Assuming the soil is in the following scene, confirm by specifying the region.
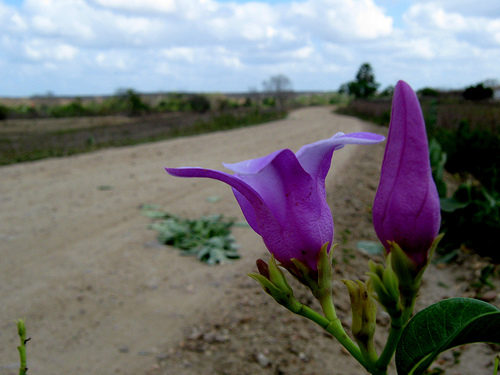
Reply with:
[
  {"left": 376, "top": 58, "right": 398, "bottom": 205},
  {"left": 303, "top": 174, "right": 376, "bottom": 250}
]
[{"left": 0, "top": 107, "right": 498, "bottom": 375}]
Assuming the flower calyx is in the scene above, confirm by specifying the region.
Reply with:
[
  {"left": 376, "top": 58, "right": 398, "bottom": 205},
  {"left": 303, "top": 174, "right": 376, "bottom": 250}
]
[
  {"left": 248, "top": 255, "right": 302, "bottom": 314},
  {"left": 389, "top": 234, "right": 443, "bottom": 310},
  {"left": 367, "top": 255, "right": 402, "bottom": 319},
  {"left": 342, "top": 279, "right": 378, "bottom": 356}
]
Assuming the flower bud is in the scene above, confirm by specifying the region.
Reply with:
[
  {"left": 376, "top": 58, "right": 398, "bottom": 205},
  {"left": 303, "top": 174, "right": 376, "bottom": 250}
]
[{"left": 372, "top": 80, "right": 441, "bottom": 272}]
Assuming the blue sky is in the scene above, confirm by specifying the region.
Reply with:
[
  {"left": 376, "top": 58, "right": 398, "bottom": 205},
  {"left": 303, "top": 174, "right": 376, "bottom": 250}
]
[{"left": 0, "top": 0, "right": 499, "bottom": 97}]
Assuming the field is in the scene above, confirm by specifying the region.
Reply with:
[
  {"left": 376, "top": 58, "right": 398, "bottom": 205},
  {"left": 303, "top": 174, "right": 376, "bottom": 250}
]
[
  {"left": 0, "top": 107, "right": 499, "bottom": 375},
  {"left": 0, "top": 108, "right": 285, "bottom": 165}
]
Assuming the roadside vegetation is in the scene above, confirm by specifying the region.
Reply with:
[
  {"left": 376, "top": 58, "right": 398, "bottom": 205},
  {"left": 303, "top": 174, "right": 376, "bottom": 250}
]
[
  {"left": 0, "top": 87, "right": 290, "bottom": 165},
  {"left": 0, "top": 76, "right": 350, "bottom": 166}
]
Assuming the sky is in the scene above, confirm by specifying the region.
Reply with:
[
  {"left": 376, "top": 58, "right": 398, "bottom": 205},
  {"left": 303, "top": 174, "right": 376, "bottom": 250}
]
[{"left": 0, "top": 0, "right": 499, "bottom": 97}]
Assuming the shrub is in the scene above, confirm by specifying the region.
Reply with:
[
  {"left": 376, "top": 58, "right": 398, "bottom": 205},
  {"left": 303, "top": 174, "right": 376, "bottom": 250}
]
[
  {"left": 440, "top": 180, "right": 500, "bottom": 262},
  {"left": 463, "top": 84, "right": 493, "bottom": 101},
  {"left": 188, "top": 95, "right": 211, "bottom": 113},
  {"left": 0, "top": 104, "right": 9, "bottom": 120}
]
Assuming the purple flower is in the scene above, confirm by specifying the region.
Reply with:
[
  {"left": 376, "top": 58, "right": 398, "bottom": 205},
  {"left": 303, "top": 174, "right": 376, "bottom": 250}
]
[
  {"left": 166, "top": 132, "right": 384, "bottom": 271},
  {"left": 372, "top": 80, "right": 441, "bottom": 270}
]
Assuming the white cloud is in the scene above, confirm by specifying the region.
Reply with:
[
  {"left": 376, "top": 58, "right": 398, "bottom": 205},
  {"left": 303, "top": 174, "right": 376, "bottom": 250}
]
[
  {"left": 286, "top": 0, "right": 393, "bottom": 42},
  {"left": 0, "top": 0, "right": 499, "bottom": 96},
  {"left": 91, "top": 0, "right": 177, "bottom": 14},
  {"left": 412, "top": 0, "right": 500, "bottom": 19},
  {"left": 404, "top": 3, "right": 500, "bottom": 48},
  {"left": 24, "top": 40, "right": 78, "bottom": 61}
]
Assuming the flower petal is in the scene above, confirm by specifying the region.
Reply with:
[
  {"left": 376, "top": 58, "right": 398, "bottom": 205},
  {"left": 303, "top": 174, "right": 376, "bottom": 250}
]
[
  {"left": 230, "top": 149, "right": 333, "bottom": 269},
  {"left": 223, "top": 149, "right": 282, "bottom": 174},
  {"left": 165, "top": 167, "right": 276, "bottom": 235},
  {"left": 296, "top": 132, "right": 386, "bottom": 184},
  {"left": 372, "top": 80, "right": 441, "bottom": 268}
]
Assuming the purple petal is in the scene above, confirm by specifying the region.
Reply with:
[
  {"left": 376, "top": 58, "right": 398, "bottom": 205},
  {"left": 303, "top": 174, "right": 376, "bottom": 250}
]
[
  {"left": 372, "top": 80, "right": 441, "bottom": 268},
  {"left": 223, "top": 149, "right": 282, "bottom": 174},
  {"left": 229, "top": 149, "right": 333, "bottom": 269},
  {"left": 165, "top": 166, "right": 275, "bottom": 234},
  {"left": 296, "top": 132, "right": 385, "bottom": 184}
]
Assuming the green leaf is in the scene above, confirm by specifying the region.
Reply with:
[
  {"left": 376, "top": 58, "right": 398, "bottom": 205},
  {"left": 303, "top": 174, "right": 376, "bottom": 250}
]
[
  {"left": 396, "top": 298, "right": 500, "bottom": 375},
  {"left": 206, "top": 195, "right": 222, "bottom": 203},
  {"left": 440, "top": 197, "right": 470, "bottom": 213},
  {"left": 143, "top": 205, "right": 243, "bottom": 264},
  {"left": 357, "top": 240, "right": 385, "bottom": 255}
]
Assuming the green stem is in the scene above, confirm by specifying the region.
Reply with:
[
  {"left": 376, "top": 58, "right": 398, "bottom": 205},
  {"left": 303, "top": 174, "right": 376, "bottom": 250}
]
[
  {"left": 319, "top": 289, "right": 338, "bottom": 322},
  {"left": 375, "top": 318, "right": 404, "bottom": 372},
  {"left": 375, "top": 295, "right": 415, "bottom": 373},
  {"left": 16, "top": 319, "right": 28, "bottom": 375},
  {"left": 358, "top": 337, "right": 380, "bottom": 372},
  {"left": 297, "top": 305, "right": 368, "bottom": 370}
]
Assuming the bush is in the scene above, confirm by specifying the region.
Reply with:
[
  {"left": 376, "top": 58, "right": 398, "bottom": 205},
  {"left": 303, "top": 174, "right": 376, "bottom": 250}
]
[
  {"left": 49, "top": 99, "right": 92, "bottom": 118},
  {"left": 0, "top": 104, "right": 9, "bottom": 120},
  {"left": 440, "top": 180, "right": 500, "bottom": 262},
  {"left": 463, "top": 84, "right": 493, "bottom": 101},
  {"left": 418, "top": 88, "right": 440, "bottom": 97},
  {"left": 441, "top": 120, "right": 500, "bottom": 191},
  {"left": 188, "top": 95, "right": 211, "bottom": 113}
]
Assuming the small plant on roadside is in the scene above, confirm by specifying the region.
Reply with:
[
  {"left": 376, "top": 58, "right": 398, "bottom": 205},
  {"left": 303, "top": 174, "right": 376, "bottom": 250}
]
[
  {"left": 142, "top": 204, "right": 241, "bottom": 265},
  {"left": 15, "top": 319, "right": 29, "bottom": 375}
]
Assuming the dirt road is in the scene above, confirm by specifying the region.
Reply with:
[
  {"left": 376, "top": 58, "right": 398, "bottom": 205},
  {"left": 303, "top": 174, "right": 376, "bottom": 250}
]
[
  {"left": 0, "top": 107, "right": 380, "bottom": 374},
  {"left": 1, "top": 107, "right": 497, "bottom": 375}
]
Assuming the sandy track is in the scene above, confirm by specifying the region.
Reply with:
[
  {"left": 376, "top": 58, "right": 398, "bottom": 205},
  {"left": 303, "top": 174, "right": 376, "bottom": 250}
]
[{"left": 0, "top": 107, "right": 382, "bottom": 374}]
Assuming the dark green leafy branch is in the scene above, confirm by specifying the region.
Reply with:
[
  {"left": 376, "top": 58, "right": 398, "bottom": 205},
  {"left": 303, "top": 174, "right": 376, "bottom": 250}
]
[{"left": 142, "top": 204, "right": 241, "bottom": 265}]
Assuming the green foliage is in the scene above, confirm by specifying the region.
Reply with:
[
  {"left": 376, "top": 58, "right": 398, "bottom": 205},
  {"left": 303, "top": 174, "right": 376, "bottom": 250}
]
[
  {"left": 0, "top": 104, "right": 9, "bottom": 120},
  {"left": 216, "top": 98, "right": 238, "bottom": 111},
  {"left": 342, "top": 63, "right": 380, "bottom": 99},
  {"left": 439, "top": 179, "right": 500, "bottom": 261},
  {"left": 116, "top": 89, "right": 150, "bottom": 116},
  {"left": 142, "top": 205, "right": 241, "bottom": 265},
  {"left": 429, "top": 138, "right": 447, "bottom": 198},
  {"left": 418, "top": 87, "right": 440, "bottom": 97},
  {"left": 156, "top": 93, "right": 191, "bottom": 112},
  {"left": 396, "top": 298, "right": 500, "bottom": 375},
  {"left": 295, "top": 92, "right": 348, "bottom": 106},
  {"left": 440, "top": 120, "right": 500, "bottom": 191},
  {"left": 187, "top": 94, "right": 211, "bottom": 113},
  {"left": 262, "top": 97, "right": 276, "bottom": 107},
  {"left": 463, "top": 83, "right": 493, "bottom": 101},
  {"left": 48, "top": 98, "right": 92, "bottom": 117},
  {"left": 378, "top": 85, "right": 394, "bottom": 98}
]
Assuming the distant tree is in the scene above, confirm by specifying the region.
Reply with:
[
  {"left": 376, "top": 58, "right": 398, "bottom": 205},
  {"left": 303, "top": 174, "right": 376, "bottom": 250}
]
[
  {"left": 342, "top": 63, "right": 380, "bottom": 98},
  {"left": 463, "top": 83, "right": 493, "bottom": 101},
  {"left": 116, "top": 88, "right": 150, "bottom": 116},
  {"left": 338, "top": 83, "right": 349, "bottom": 95},
  {"left": 262, "top": 74, "right": 293, "bottom": 109},
  {"left": 418, "top": 87, "right": 440, "bottom": 97},
  {"left": 379, "top": 85, "right": 394, "bottom": 98}
]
